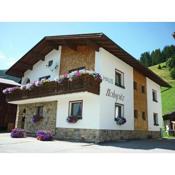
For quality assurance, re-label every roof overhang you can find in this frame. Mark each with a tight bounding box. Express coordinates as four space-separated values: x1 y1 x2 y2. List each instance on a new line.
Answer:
6 33 170 88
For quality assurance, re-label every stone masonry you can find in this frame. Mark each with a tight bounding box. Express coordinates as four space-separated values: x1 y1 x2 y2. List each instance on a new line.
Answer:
16 101 57 134
55 128 160 143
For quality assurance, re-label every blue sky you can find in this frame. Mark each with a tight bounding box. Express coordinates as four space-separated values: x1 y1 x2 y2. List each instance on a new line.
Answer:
0 22 175 69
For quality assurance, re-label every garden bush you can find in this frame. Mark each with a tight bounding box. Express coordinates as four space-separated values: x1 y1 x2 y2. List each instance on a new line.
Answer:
36 130 53 141
170 68 175 79
11 128 26 138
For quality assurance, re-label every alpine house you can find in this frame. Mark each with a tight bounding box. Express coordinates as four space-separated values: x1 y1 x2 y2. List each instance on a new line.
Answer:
4 33 170 142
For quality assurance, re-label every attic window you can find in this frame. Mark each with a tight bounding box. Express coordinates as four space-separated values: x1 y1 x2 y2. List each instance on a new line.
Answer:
69 67 85 73
48 60 53 67
39 75 50 81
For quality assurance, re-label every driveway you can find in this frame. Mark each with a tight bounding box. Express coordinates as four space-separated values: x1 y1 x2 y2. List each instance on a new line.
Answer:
0 133 175 153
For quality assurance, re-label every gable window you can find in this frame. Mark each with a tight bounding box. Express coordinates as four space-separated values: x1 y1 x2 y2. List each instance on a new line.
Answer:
115 103 124 119
134 81 137 90
141 85 145 93
69 101 83 119
115 69 124 88
69 67 85 74
134 109 138 119
153 113 159 126
142 112 146 120
39 75 51 81
152 89 158 102
36 106 43 117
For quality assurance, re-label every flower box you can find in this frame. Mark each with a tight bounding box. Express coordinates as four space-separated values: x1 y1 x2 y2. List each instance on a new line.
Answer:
32 115 43 123
115 117 126 125
67 116 82 123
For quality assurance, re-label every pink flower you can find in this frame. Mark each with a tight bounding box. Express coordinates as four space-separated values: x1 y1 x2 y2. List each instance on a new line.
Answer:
64 73 68 78
75 70 81 77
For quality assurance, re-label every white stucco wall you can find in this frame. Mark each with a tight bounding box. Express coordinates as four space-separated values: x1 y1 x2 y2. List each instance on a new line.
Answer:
22 47 61 84
95 48 134 130
146 78 162 131
56 93 100 129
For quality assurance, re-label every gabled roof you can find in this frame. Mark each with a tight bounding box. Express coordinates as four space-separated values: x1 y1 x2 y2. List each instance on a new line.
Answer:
0 78 20 86
6 33 170 87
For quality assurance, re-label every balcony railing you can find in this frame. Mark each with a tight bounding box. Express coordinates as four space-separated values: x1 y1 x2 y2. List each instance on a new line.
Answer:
6 74 102 102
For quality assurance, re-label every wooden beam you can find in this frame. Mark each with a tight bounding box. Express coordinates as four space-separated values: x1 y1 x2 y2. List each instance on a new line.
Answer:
20 62 33 70
32 52 45 61
86 39 99 51
47 40 59 50
62 40 77 51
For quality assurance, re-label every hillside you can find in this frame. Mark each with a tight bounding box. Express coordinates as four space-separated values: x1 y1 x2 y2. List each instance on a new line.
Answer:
0 70 20 83
149 62 175 115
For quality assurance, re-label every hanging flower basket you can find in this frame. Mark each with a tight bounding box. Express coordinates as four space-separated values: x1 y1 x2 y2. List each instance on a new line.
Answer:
32 115 43 123
11 128 26 138
115 117 126 125
36 130 53 141
67 116 81 123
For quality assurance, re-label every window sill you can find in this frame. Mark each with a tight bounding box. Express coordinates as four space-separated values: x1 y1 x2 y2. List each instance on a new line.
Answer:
153 99 158 103
154 124 159 126
115 84 125 89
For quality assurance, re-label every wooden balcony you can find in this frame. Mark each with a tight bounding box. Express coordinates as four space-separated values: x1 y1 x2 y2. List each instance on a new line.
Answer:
6 74 102 102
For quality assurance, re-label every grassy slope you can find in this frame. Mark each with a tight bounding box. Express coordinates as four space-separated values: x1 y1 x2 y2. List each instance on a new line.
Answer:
149 62 175 115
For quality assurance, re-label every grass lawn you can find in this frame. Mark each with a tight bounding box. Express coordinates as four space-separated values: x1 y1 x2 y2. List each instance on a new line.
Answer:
150 62 175 115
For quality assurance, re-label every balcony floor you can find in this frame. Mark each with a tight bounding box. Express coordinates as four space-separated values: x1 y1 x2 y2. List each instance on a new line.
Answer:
8 91 99 105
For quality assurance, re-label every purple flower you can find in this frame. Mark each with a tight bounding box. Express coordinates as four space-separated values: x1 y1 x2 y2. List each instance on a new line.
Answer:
34 80 42 87
25 83 33 90
11 128 26 138
36 130 53 141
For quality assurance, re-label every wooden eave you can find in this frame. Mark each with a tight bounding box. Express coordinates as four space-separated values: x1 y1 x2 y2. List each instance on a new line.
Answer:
6 33 170 87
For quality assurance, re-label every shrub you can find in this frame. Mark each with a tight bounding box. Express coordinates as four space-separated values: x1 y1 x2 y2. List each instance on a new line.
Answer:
11 128 26 138
170 68 175 79
166 56 175 70
157 64 162 69
36 130 53 141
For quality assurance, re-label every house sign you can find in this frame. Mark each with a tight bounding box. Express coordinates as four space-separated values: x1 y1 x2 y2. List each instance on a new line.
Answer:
106 88 125 102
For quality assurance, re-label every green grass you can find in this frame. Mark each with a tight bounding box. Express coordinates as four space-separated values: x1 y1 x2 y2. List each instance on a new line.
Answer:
149 62 175 115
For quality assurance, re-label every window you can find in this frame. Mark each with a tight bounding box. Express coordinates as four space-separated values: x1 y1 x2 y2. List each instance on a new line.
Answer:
141 85 145 93
134 81 137 90
115 103 124 119
152 89 158 102
48 60 53 67
115 69 124 88
142 112 146 120
134 109 138 119
153 113 159 126
36 106 43 117
39 75 50 81
69 101 83 119
69 67 85 74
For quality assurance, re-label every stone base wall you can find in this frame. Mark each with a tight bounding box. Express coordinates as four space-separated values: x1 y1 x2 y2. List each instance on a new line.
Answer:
55 128 160 143
16 101 57 134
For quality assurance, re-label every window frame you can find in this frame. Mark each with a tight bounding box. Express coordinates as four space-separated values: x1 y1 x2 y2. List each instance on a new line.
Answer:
36 106 43 117
68 100 83 119
115 69 125 88
141 85 145 94
114 103 124 120
153 113 159 126
142 111 146 120
39 75 51 81
134 109 138 119
69 67 86 74
152 89 158 102
134 81 137 90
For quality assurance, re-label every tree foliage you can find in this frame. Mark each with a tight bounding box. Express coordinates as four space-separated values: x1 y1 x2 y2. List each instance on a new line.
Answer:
139 45 175 67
